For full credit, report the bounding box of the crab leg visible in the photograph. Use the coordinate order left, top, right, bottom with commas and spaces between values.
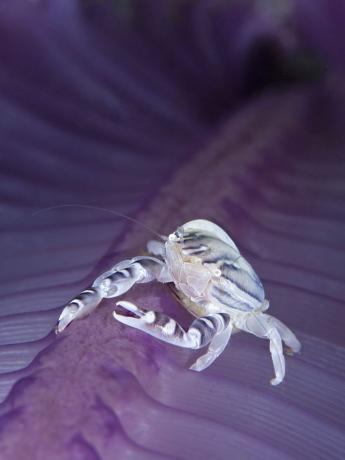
56, 257, 172, 334
268, 316, 301, 354
189, 322, 233, 371
114, 300, 231, 354
237, 312, 298, 385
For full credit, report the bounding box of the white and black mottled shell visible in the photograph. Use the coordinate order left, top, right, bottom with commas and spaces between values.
166, 219, 266, 313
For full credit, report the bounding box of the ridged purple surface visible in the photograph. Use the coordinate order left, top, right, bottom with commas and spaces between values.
0, 1, 344, 459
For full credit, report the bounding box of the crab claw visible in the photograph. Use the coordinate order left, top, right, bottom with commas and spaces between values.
113, 300, 150, 328
113, 301, 169, 337
115, 300, 145, 316
56, 288, 103, 334
55, 303, 79, 334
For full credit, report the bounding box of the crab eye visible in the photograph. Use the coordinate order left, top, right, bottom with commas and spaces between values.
175, 228, 185, 241
174, 233, 182, 243
168, 229, 184, 243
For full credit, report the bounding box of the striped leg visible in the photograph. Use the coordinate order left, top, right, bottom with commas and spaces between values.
190, 322, 233, 371
114, 300, 231, 354
56, 256, 172, 334
237, 312, 289, 385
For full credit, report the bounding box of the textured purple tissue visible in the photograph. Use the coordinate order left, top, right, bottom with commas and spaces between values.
0, 1, 345, 459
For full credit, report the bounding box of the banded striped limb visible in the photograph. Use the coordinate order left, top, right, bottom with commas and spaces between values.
236, 312, 301, 385
56, 256, 172, 334
114, 300, 232, 371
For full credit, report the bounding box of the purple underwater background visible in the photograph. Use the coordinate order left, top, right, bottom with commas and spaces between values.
0, 1, 345, 459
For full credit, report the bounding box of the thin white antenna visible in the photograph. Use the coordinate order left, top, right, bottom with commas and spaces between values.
32, 204, 165, 240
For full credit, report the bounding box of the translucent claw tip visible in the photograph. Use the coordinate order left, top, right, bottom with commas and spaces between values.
270, 377, 282, 386
189, 364, 201, 372
55, 304, 78, 334
55, 315, 73, 334
55, 319, 68, 335
116, 300, 139, 314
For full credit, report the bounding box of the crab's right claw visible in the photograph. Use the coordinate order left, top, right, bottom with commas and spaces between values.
55, 288, 103, 334
56, 304, 79, 334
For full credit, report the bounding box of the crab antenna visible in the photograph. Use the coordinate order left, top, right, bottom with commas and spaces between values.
32, 204, 165, 240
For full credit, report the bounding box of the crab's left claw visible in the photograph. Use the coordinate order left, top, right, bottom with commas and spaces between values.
114, 300, 190, 345
113, 301, 156, 330
113, 302, 231, 360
